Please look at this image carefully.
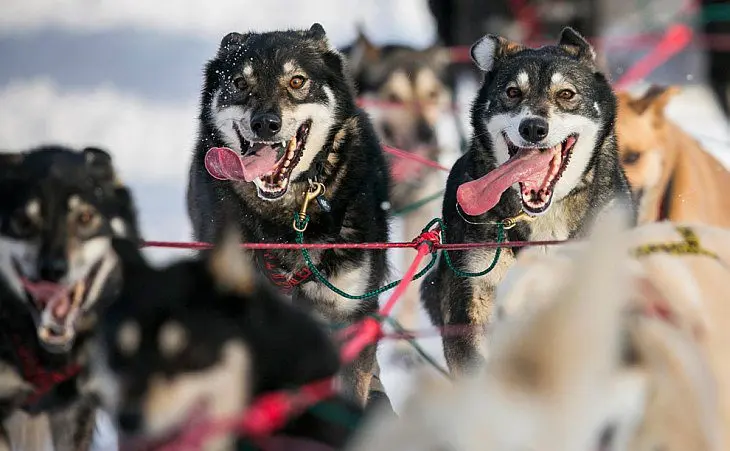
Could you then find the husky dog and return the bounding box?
[421,27,634,375]
[187,24,390,406]
[348,210,721,451]
[342,31,459,351]
[92,231,363,451]
[0,145,140,450]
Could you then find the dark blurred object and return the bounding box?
[703,0,730,122]
[427,0,598,48]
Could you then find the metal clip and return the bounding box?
[293,181,325,232]
[502,210,535,230]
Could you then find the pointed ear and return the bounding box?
[208,226,256,296]
[629,85,680,117]
[220,32,245,49]
[346,27,381,73]
[83,146,119,185]
[470,34,525,72]
[309,23,327,40]
[558,27,596,63]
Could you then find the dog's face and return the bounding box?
[203,23,351,201]
[0,146,138,354]
[468,27,613,216]
[345,33,453,165]
[616,86,680,207]
[93,233,339,448]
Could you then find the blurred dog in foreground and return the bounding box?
[348,207,727,450]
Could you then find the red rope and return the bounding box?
[615,24,694,89]
[140,238,567,251]
[381,145,450,172]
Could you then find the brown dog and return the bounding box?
[616,85,730,226]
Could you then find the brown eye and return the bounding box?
[558,89,576,100]
[233,76,246,91]
[78,210,94,227]
[427,90,439,101]
[387,93,402,104]
[506,87,522,99]
[623,151,641,165]
[289,76,306,90]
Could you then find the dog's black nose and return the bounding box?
[416,119,435,144]
[38,256,68,282]
[250,112,282,140]
[518,117,549,143]
[118,410,142,432]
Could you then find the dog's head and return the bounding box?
[93,231,340,448]
[464,27,613,216]
[203,23,353,201]
[344,31,453,173]
[0,145,139,354]
[616,86,680,214]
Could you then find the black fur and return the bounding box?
[421,28,635,375]
[187,24,390,405]
[0,144,140,450]
[102,237,358,449]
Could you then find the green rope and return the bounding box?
[294,214,437,300]
[384,316,451,379]
[425,217,505,278]
[703,4,730,23]
[391,190,444,217]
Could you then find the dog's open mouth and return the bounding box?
[204,121,312,201]
[13,259,104,353]
[456,133,578,216]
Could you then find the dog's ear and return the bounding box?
[558,27,597,63]
[0,152,26,179]
[208,226,256,297]
[83,146,120,185]
[308,23,327,40]
[345,27,381,79]
[470,35,525,72]
[629,85,680,117]
[220,32,245,49]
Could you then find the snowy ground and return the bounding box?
[2,0,730,418]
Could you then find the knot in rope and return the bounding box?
[412,228,441,253]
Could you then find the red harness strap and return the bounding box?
[9,333,81,408]
[258,251,314,295]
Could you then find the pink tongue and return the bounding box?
[204,146,278,182]
[456,148,555,216]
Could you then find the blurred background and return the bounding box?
[2,0,730,410]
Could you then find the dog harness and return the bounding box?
[630,226,718,260]
[8,333,82,410]
[256,250,315,295]
[630,225,719,324]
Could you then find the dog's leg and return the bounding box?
[440,247,514,376]
[341,343,377,407]
[49,396,98,451]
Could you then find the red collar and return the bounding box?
[9,333,81,408]
[258,251,314,295]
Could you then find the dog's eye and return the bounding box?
[506,87,522,99]
[623,151,641,165]
[78,211,94,226]
[10,214,36,237]
[387,93,403,104]
[557,89,576,100]
[427,90,439,101]
[289,75,306,90]
[233,76,247,91]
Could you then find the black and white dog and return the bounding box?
[421,27,635,375]
[0,145,140,450]
[186,24,390,406]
